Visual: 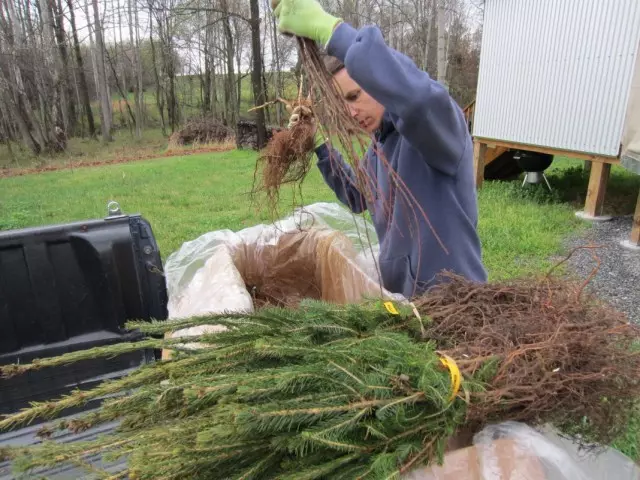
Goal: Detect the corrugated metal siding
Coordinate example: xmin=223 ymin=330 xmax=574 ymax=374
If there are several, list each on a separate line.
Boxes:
xmin=474 ymin=0 xmax=640 ymax=156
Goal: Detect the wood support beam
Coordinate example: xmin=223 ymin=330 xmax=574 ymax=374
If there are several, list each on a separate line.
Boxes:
xmin=474 ymin=137 xmax=619 ymax=164
xmin=630 ymin=190 xmax=640 ymax=246
xmin=473 ymin=140 xmax=486 ymax=189
xmin=584 ymin=162 xmax=611 ymax=217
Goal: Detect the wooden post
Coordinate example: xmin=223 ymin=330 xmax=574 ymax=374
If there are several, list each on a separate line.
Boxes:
xmin=583 ymin=162 xmax=611 ymax=217
xmin=473 ymin=140 xmax=487 ymax=189
xmin=630 ymin=189 xmax=640 ymax=245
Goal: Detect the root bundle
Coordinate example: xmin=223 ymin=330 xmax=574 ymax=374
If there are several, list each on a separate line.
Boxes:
xmin=252 ymin=101 xmax=317 ymax=212
xmin=416 ymin=273 xmax=640 ymax=445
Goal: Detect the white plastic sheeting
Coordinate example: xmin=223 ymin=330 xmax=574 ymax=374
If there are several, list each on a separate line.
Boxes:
xmin=407 ymin=421 xmax=640 ymax=480
xmin=163 ymin=202 xmax=402 ymax=320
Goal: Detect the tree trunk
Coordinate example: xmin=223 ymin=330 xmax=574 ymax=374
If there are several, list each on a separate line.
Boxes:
xmin=149 ymin=9 xmax=166 ymax=135
xmin=128 ymin=0 xmax=141 ymax=137
xmin=201 ymin=19 xmax=211 ymax=115
xmin=210 ymin=33 xmax=218 ymax=118
xmin=437 ymin=0 xmax=448 ymax=89
xmin=158 ymin=14 xmax=178 ymax=132
xmin=220 ymin=0 xmax=236 ymax=127
xmin=261 ymin=51 xmax=270 ymax=124
xmin=92 ymin=0 xmax=113 ymax=142
xmin=249 ymin=0 xmax=266 ymax=148
xmin=1 ymin=90 xmax=40 ymax=154
xmin=39 ymin=0 xmax=66 ymax=134
xmin=234 ymin=20 xmax=242 ymax=121
xmin=67 ymin=0 xmax=95 ymax=137
xmin=83 ymin=0 xmax=100 ymax=102
xmin=117 ymin=1 xmax=128 ymax=110
xmin=423 ymin=0 xmax=433 ymax=70
xmin=53 ymin=0 xmax=76 ymax=134
xmin=270 ymin=6 xmax=282 ymax=125
xmin=133 ymin=0 xmax=145 ymax=130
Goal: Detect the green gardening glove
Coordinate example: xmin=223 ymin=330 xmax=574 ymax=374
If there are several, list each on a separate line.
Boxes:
xmin=272 ymin=0 xmax=342 ymax=47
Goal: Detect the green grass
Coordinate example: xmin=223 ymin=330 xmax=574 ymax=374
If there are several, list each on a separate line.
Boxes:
xmin=1 ymin=150 xmax=639 ymax=458
xmin=0 ymin=150 xmax=333 ymax=260
xmin=1 ymin=149 xmax=629 ymax=277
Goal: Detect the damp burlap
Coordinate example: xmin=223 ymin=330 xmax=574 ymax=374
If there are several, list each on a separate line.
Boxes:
xmin=232 ymin=228 xmax=387 ymax=308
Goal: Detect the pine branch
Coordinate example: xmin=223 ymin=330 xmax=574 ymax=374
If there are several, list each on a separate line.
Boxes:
xmin=0 ymin=339 xmax=167 ymax=378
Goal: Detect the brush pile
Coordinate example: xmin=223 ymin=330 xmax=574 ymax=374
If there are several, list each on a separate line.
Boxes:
xmin=1 ymin=274 xmax=638 ymax=479
xmin=168 ymin=117 xmax=233 ymax=146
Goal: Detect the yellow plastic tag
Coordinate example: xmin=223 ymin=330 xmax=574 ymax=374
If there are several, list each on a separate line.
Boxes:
xmin=384 ymin=302 xmax=399 ymax=315
xmin=439 ymin=354 xmax=462 ymax=402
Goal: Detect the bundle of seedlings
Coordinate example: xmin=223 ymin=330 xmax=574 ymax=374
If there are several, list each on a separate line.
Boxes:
xmin=1 ymin=274 xmax=639 ymax=479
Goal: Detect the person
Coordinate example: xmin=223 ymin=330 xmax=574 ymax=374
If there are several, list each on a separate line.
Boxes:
xmin=272 ymin=0 xmax=487 ymax=298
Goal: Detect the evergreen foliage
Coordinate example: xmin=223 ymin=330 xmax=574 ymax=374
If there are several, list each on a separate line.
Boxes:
xmin=0 ymin=301 xmax=474 ymax=479
xmin=1 ymin=280 xmax=639 ymax=479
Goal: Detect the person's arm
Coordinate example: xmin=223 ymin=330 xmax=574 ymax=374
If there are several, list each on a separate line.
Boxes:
xmin=314 ymin=143 xmax=367 ymax=214
xmin=328 ymin=23 xmax=469 ymax=177
xmin=288 ymin=104 xmax=368 ymax=214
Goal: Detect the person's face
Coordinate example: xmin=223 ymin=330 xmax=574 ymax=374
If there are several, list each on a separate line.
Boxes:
xmin=333 ymin=68 xmax=385 ymax=133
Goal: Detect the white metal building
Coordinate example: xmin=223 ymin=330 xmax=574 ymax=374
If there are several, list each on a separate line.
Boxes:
xmin=471 ymin=0 xmax=640 ymax=247
xmin=473 ymin=0 xmax=640 ymax=159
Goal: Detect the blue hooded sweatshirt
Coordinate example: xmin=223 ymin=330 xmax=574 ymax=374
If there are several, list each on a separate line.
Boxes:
xmin=315 ymin=22 xmax=487 ymax=298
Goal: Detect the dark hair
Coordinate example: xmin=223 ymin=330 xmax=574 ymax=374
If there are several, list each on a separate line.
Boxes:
xmin=321 ymin=54 xmax=345 ymax=75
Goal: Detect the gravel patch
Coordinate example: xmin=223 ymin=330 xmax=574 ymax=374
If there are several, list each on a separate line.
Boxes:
xmin=562 ymin=215 xmax=640 ymax=323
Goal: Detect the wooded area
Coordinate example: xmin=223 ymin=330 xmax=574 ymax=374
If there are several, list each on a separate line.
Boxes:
xmin=0 ymin=0 xmax=483 ymax=157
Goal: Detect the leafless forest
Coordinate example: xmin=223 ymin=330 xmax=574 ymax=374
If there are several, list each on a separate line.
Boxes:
xmin=0 ymin=0 xmax=483 ymax=156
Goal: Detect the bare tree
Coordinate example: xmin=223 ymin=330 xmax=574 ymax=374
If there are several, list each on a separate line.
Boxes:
xmin=67 ymin=0 xmax=95 ymax=137
xmin=0 ymin=0 xmax=481 ymax=157
xmin=91 ymin=0 xmax=112 ymax=141
xmin=250 ymin=0 xmax=266 ymax=147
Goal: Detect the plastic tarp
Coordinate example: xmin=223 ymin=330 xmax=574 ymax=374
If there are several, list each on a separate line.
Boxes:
xmin=621 ymin=45 xmax=640 ymax=174
xmin=162 ymin=203 xmax=404 ymax=347
xmin=407 ymin=421 xmax=640 ymax=480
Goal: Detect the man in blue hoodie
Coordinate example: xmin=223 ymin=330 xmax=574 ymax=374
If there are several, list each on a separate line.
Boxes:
xmin=273 ymin=0 xmax=487 ymax=298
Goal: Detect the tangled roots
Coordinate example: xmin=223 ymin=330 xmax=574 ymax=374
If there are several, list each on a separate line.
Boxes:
xmin=416 ymin=273 xmax=640 ymax=446
xmin=252 ymin=102 xmax=316 ymax=215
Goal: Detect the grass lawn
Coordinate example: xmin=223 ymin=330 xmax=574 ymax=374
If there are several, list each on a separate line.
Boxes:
xmin=0 ymin=149 xmax=607 ymax=280
xmin=1 ymin=149 xmax=639 ymax=458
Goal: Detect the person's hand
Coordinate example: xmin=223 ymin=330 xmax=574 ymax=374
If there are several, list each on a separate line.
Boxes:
xmin=287 ymin=105 xmax=312 ymax=129
xmin=287 ymin=105 xmax=325 ymax=149
xmin=271 ymin=0 xmax=341 ymax=46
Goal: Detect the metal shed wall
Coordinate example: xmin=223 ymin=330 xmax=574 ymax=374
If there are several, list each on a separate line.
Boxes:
xmin=473 ymin=0 xmax=640 ymax=157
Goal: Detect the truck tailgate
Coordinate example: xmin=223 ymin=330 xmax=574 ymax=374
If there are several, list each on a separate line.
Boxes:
xmin=0 ymin=209 xmax=168 ymax=478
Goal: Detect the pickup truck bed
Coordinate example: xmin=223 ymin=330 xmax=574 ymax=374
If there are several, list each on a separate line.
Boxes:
xmin=0 ymin=205 xmax=168 ymax=479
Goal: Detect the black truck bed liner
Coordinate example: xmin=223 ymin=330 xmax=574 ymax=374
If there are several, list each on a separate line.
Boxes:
xmin=0 ymin=206 xmax=168 ymax=478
